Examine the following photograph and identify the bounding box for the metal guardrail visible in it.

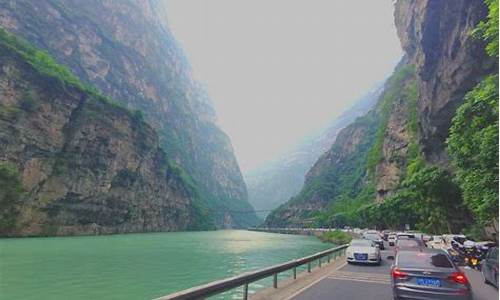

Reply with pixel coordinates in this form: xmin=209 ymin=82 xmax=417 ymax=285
xmin=154 ymin=244 xmax=348 ymax=300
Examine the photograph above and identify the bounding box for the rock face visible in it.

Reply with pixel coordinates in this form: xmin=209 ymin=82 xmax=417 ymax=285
xmin=266 ymin=0 xmax=497 ymax=226
xmin=0 ymin=0 xmax=258 ymax=227
xmin=0 ymin=35 xmax=210 ymax=236
xmin=394 ymin=0 xmax=496 ymax=164
xmin=246 ymin=87 xmax=381 ymax=218
xmin=265 ymin=110 xmax=379 ymax=226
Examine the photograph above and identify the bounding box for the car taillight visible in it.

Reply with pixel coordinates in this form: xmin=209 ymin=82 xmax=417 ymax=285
xmin=392 ymin=268 xmax=408 ymax=279
xmin=449 ymin=272 xmax=468 ymax=285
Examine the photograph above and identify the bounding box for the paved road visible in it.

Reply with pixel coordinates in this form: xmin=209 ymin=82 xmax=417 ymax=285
xmin=291 ymin=242 xmax=498 ymax=300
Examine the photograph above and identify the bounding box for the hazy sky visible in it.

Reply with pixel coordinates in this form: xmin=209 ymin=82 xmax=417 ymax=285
xmin=163 ymin=0 xmax=403 ymax=172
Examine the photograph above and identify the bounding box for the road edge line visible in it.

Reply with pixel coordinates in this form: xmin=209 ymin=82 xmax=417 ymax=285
xmin=283 ymin=261 xmax=348 ymax=300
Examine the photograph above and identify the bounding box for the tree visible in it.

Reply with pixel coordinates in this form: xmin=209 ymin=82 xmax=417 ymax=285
xmin=402 ymin=166 xmax=470 ymax=234
xmin=447 ymin=75 xmax=499 ymax=230
xmin=447 ymin=0 xmax=499 ymax=232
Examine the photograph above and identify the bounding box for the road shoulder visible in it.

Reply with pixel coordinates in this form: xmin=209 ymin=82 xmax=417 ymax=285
xmin=249 ymin=256 xmax=346 ymax=300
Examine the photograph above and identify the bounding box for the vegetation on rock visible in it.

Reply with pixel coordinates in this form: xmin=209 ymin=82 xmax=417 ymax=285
xmin=319 ymin=230 xmax=352 ymax=245
xmin=447 ymin=0 xmax=499 ymax=233
xmin=0 ymin=163 xmax=24 ymax=234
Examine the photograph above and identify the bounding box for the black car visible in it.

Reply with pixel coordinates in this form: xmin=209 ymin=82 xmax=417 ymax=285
xmin=481 ymin=246 xmax=499 ymax=288
xmin=363 ymin=232 xmax=385 ymax=250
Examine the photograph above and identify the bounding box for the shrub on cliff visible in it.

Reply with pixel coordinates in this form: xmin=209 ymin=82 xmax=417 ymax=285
xmin=0 ymin=163 xmax=23 ymax=233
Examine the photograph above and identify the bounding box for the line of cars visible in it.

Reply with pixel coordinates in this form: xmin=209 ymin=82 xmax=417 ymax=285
xmin=345 ymin=229 xmax=498 ymax=300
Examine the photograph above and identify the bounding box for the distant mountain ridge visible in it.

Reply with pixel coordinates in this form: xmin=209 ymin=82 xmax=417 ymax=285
xmin=245 ymin=85 xmax=383 ymax=218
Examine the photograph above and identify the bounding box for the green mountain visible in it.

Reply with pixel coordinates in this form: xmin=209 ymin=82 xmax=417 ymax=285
xmin=0 ymin=0 xmax=259 ymax=230
xmin=245 ymin=86 xmax=381 ymax=219
xmin=266 ymin=0 xmax=498 ymax=238
xmin=0 ymin=28 xmax=213 ymax=236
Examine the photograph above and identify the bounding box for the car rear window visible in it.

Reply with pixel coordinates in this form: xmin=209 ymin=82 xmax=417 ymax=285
xmin=397 ymin=251 xmax=453 ymax=268
xmin=351 ymin=240 xmax=372 ymax=247
xmin=397 ymin=234 xmax=415 ymax=239
xmin=363 ymin=233 xmax=379 ymax=240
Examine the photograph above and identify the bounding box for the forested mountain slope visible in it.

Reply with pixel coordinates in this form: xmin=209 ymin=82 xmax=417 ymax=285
xmin=0 ymin=29 xmax=212 ymax=236
xmin=0 ymin=0 xmax=258 ymax=228
xmin=266 ymin=0 xmax=498 ymax=237
xmin=246 ymin=87 xmax=381 ymax=218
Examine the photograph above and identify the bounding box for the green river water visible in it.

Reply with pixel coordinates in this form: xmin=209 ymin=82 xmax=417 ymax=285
xmin=0 ymin=230 xmax=332 ymax=300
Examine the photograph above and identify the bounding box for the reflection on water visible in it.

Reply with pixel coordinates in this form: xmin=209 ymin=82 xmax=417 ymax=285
xmin=0 ymin=230 xmax=331 ymax=300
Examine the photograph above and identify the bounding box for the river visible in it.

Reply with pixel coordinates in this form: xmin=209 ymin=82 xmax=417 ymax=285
xmin=0 ymin=230 xmax=332 ymax=299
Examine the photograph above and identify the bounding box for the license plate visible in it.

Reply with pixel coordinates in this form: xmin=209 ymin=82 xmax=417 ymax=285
xmin=354 ymin=253 xmax=367 ymax=260
xmin=416 ymin=278 xmax=441 ymax=287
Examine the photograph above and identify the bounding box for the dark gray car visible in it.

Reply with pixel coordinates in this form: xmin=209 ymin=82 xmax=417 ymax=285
xmin=391 ymin=249 xmax=472 ymax=300
xmin=482 ymin=246 xmax=498 ymax=288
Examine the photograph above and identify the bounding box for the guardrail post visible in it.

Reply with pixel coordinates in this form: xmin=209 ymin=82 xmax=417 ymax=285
xmin=243 ymin=283 xmax=248 ymax=300
xmin=307 ymin=262 xmax=311 ymax=273
xmin=273 ymin=273 xmax=278 ymax=288
xmin=327 ymin=254 xmax=331 ymax=263
xmin=293 ymin=267 xmax=297 ymax=279
xmin=319 ymin=257 xmax=322 ymax=268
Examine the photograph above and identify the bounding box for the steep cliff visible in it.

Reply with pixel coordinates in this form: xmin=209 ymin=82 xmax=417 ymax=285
xmin=265 ymin=65 xmax=414 ymax=227
xmin=246 ymin=87 xmax=381 ymax=218
xmin=0 ymin=0 xmax=258 ymax=227
xmin=0 ymin=29 xmax=212 ymax=236
xmin=266 ymin=0 xmax=496 ymax=228
xmin=394 ymin=0 xmax=496 ymax=164
xmin=374 ymin=0 xmax=496 ymax=199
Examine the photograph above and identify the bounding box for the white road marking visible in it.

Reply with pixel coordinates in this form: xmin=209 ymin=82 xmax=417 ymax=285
xmin=326 ymin=276 xmax=391 ymax=285
xmin=283 ymin=261 xmax=348 ymax=300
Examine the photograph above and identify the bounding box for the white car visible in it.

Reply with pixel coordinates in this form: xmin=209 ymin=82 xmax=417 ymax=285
xmin=346 ymin=239 xmax=381 ymax=265
xmin=388 ymin=233 xmax=397 ymax=246
xmin=428 ymin=235 xmax=445 ymax=249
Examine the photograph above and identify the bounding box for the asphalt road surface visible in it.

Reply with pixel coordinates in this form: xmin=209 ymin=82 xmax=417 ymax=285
xmin=291 ymin=242 xmax=498 ymax=300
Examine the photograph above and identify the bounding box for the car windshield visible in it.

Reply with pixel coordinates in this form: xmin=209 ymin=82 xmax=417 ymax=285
xmin=351 ymin=240 xmax=372 ymax=247
xmin=397 ymin=239 xmax=422 ymax=247
xmin=398 ymin=251 xmax=453 ymax=269
xmin=363 ymin=233 xmax=379 ymax=240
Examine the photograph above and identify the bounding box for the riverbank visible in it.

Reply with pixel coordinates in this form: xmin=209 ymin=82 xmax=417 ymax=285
xmin=248 ymin=228 xmax=356 ymax=245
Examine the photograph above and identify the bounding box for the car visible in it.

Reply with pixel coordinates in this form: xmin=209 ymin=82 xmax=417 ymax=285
xmin=388 ymin=233 xmax=397 ymax=246
xmin=363 ymin=231 xmax=385 ymax=250
xmin=394 ymin=238 xmax=425 ymax=257
xmin=382 ymin=230 xmax=391 ymax=241
xmin=406 ymin=231 xmax=424 ymax=240
xmin=422 ymin=235 xmax=432 ymax=243
xmin=391 ymin=249 xmax=472 ymax=300
xmin=396 ymin=233 xmax=415 ymax=243
xmin=481 ymin=246 xmax=499 ymax=288
xmin=346 ymin=239 xmax=381 ymax=265
xmin=428 ymin=235 xmax=445 ymax=249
